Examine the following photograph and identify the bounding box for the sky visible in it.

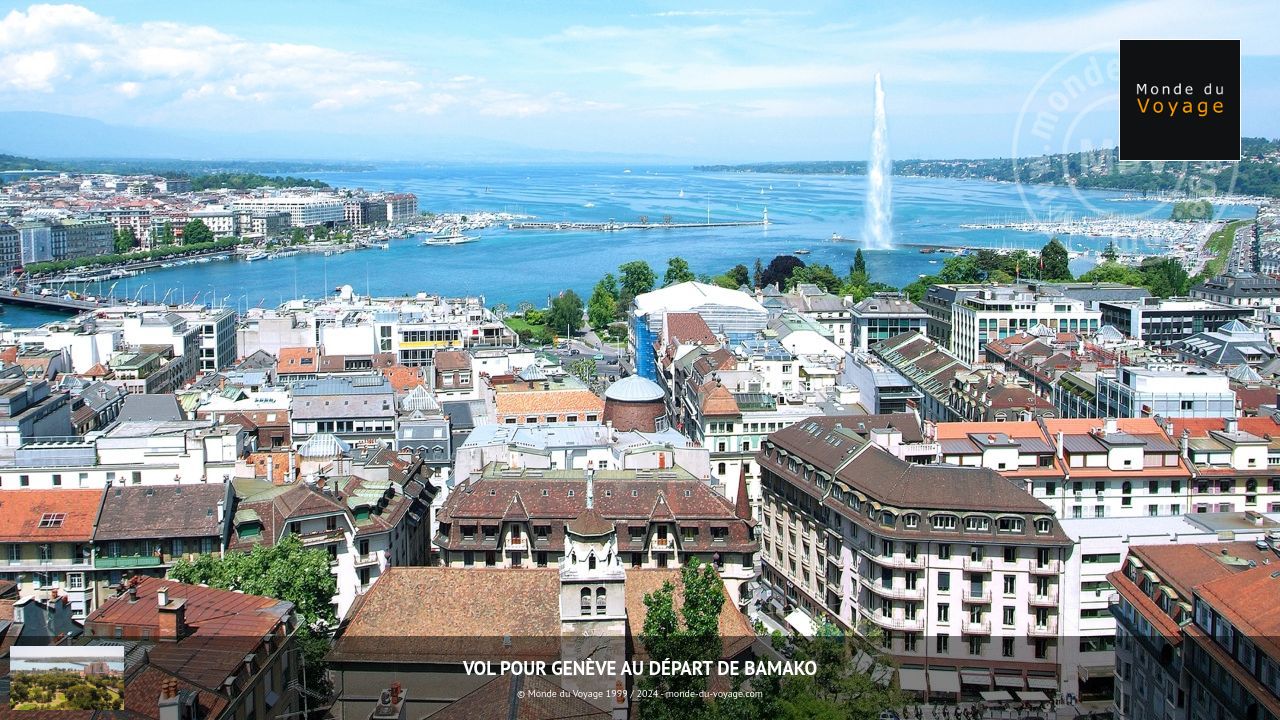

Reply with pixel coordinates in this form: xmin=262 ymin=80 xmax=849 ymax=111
xmin=0 ymin=1 xmax=1278 ymax=162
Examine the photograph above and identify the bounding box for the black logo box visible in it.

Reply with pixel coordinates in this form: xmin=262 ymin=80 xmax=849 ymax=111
xmin=1119 ymin=39 xmax=1240 ymax=162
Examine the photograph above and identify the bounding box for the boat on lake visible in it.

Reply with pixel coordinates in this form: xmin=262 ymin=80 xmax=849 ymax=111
xmin=243 ymin=250 xmax=268 ymax=262
xmin=424 ymin=229 xmax=479 ymax=246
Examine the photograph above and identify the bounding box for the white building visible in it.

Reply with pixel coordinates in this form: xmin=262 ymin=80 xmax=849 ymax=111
xmin=231 ymin=196 xmax=345 ymax=227
xmin=1094 ymin=365 xmax=1237 ymax=419
xmin=951 ymin=286 xmax=1101 ymax=364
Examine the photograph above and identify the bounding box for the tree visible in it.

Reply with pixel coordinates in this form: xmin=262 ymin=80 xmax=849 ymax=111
xmin=619 ymin=260 xmax=657 ymax=298
xmin=516 ymin=301 xmax=535 ymax=317
xmin=758 ymin=255 xmax=806 ymax=290
xmin=182 ymin=219 xmax=214 ymax=246
xmin=1102 ymin=240 xmax=1119 ymax=262
xmin=726 ymin=264 xmax=750 ymax=288
xmin=764 ymin=623 xmax=908 ymax=720
xmin=588 ymin=276 xmax=619 ymax=329
xmin=546 ymin=289 xmax=585 ymax=336
xmin=789 ymin=263 xmax=842 ymax=293
xmin=169 ymin=534 xmax=337 ymax=703
xmin=290 ymin=227 xmax=306 ymax=245
xmin=158 ymin=222 xmax=176 ymax=247
xmin=492 ymin=302 xmax=509 ymax=319
xmin=1140 ymin=257 xmax=1191 ymax=297
xmin=853 ymin=249 xmax=867 ymax=276
xmin=313 ymin=225 xmax=330 ymax=241
xmin=637 ymin=558 xmax=724 ymax=720
xmin=664 ymin=256 xmax=696 ymax=286
xmin=113 ymin=228 xmax=136 ymax=254
xmin=1039 ymin=238 xmax=1072 ymax=281
xmin=1078 ymin=261 xmax=1143 ymax=285
xmin=567 ymin=357 xmax=597 ymax=385
xmin=752 ymin=258 xmax=764 ymax=288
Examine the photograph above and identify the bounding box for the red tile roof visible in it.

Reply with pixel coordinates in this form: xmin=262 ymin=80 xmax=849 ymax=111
xmin=276 ymin=347 xmax=317 ymax=374
xmin=665 ymin=312 xmax=718 ymax=346
xmin=1169 ymin=416 xmax=1280 ymax=438
xmin=380 ymin=365 xmax=424 ymax=394
xmin=433 ymin=349 xmax=472 ymax=371
xmin=0 ymin=489 xmax=101 ymax=542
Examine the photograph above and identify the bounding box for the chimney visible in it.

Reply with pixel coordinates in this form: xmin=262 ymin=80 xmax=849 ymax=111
xmin=585 ymin=463 xmax=595 ymax=510
xmin=1055 ymin=430 xmax=1064 ymax=460
xmin=1225 ymin=417 xmax=1239 ymax=434
xmin=216 ymin=498 xmax=225 ymax=524
xmin=158 ymin=679 xmax=184 ymax=720
xmin=370 ymin=683 xmax=408 ymax=720
xmin=1103 ymin=418 xmax=1118 ymax=435
xmin=157 ymin=593 xmax=187 ymax=642
xmin=1180 ymin=429 xmax=1190 ymax=459
xmin=157 ymin=586 xmax=168 ymax=607
xmin=128 ymin=585 xmax=138 ymax=603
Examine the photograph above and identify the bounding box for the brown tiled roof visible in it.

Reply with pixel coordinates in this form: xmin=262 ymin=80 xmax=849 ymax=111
xmin=83 ymin=362 xmax=112 ymax=378
xmin=566 ymin=507 xmax=613 ymax=536
xmin=94 ymin=484 xmax=226 ymax=542
xmin=429 ymin=674 xmax=609 ymax=720
xmin=329 ymin=567 xmax=563 ymax=663
xmin=0 ymin=489 xmax=101 ymax=542
xmin=124 ymin=664 xmax=230 ymax=720
xmin=434 ymin=349 xmax=472 ymax=371
xmin=1195 ymin=564 xmax=1280 ymax=660
xmin=380 ymin=365 xmax=425 ymax=393
xmin=1170 ymin=416 xmax=1280 ymax=438
xmin=625 ymin=569 xmax=755 ymax=660
xmin=276 ymin=347 xmax=317 ymax=374
xmin=698 ymin=381 xmax=739 ymax=416
xmin=1129 ymin=542 xmax=1269 ymax=600
xmin=495 ymin=390 xmax=604 ymax=418
xmin=665 ymin=312 xmax=718 ymax=346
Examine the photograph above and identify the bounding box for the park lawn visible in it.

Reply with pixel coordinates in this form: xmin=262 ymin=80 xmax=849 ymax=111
xmin=1202 ymin=219 xmax=1252 ymax=279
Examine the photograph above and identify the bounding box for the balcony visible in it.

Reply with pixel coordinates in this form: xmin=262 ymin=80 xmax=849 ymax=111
xmin=6 ymin=558 xmax=93 ymax=570
xmin=962 ymin=619 xmax=992 ymax=634
xmin=506 ymin=536 xmax=526 ymax=550
xmin=861 ymin=548 xmax=924 ymax=569
xmin=963 ymin=588 xmax=992 ymax=603
xmin=353 ymin=552 xmax=381 ymax=567
xmin=868 ymin=613 xmax=924 ymax=631
xmin=1029 ymin=560 xmax=1062 ymax=575
xmin=95 ymin=555 xmax=164 ymax=569
xmin=864 ymin=579 xmax=925 ymax=601
xmin=651 ymin=537 xmax=675 ymax=552
xmin=1029 ymin=593 xmax=1059 ymax=607
xmin=963 ymin=557 xmax=993 ymax=571
xmin=1028 ymin=618 xmax=1059 ymax=637
xmin=299 ymin=529 xmax=346 ymax=547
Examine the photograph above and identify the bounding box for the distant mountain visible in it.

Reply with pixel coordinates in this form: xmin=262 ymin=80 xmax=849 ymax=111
xmin=697 ymin=138 xmax=1280 ymax=197
xmin=0 ymin=111 xmax=678 ymax=164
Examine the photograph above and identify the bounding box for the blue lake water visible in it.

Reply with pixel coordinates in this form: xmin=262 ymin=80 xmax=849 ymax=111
xmin=5 ymin=165 xmax=1255 ymax=327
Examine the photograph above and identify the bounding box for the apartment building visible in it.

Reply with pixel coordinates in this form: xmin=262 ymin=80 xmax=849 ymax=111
xmin=83 ymin=577 xmax=301 ymax=720
xmin=1191 ymin=270 xmax=1280 ymax=317
xmin=230 ymin=195 xmax=345 ymax=227
xmin=851 ymin=293 xmax=929 ymax=352
xmin=289 ymin=375 xmax=397 ymax=446
xmin=759 ymin=416 xmax=1073 ymax=698
xmin=1109 ymin=541 xmax=1280 ymax=720
xmin=228 ymin=447 xmax=435 ymax=618
xmin=384 ymin=193 xmax=419 ymax=223
xmin=0 ymin=222 xmax=21 ymax=272
xmin=872 ymin=331 xmax=970 ymax=422
xmin=1092 ymin=366 xmax=1238 ymax=419
xmin=773 ymin=283 xmax=855 ymax=351
xmin=433 ymin=464 xmax=759 ymax=605
xmin=1099 ymin=297 xmax=1252 ymax=346
xmin=1169 ymin=416 xmax=1280 ymax=514
xmin=0 ymin=364 xmax=74 ymax=462
xmin=0 ymin=489 xmax=100 ymax=617
xmin=950 ymin=285 xmax=1101 ymax=364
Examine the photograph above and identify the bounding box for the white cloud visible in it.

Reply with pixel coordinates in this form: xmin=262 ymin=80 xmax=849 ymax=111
xmin=115 ymin=81 xmax=140 ymax=98
xmin=0 ymin=50 xmax=60 ymax=91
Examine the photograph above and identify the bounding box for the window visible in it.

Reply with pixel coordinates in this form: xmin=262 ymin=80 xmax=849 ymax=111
xmin=485 ymin=551 xmax=496 ymax=567
xmin=51 ymin=474 xmax=61 ymax=487
xmin=19 ymin=475 xmax=29 ymax=487
xmin=1035 ymin=518 xmax=1051 ymax=534
xmin=938 ymin=543 xmax=951 ymax=560
xmin=1003 ymin=546 xmax=1017 ymax=563
xmin=1003 ymin=607 xmax=1015 ymax=626
xmin=596 ymin=588 xmax=607 ymax=615
xmin=580 ymin=588 xmax=592 ymax=616
xmin=1002 ymin=575 xmax=1016 ymax=595
xmin=996 ymin=517 xmax=1024 ymax=533
xmin=936 ymin=635 xmax=949 ymax=655
xmin=37 ymin=513 xmax=65 ymax=529
xmin=937 ymin=603 xmax=950 ymax=622
xmin=937 ymin=572 xmax=950 ymax=592
xmin=1002 ymin=637 xmax=1015 ymax=657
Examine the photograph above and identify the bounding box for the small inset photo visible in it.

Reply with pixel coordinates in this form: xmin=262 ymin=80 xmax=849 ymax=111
xmin=8 ymin=646 xmax=125 ymax=711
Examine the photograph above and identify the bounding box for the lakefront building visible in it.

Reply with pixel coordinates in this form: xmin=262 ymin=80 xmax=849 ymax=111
xmin=759 ymin=416 xmax=1075 ymax=699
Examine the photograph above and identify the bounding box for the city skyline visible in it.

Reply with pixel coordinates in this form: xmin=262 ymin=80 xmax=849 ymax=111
xmin=1 ymin=1 xmax=1279 ymax=162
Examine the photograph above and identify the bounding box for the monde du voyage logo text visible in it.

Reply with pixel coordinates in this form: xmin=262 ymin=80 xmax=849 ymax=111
xmin=1120 ymin=40 xmax=1240 ymax=162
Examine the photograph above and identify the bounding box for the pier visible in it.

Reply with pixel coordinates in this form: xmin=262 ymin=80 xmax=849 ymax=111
xmin=508 ymin=213 xmax=769 ymax=233
xmin=0 ymin=289 xmax=105 ymax=313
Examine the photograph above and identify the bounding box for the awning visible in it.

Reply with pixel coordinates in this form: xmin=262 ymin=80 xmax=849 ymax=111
xmin=898 ymin=667 xmax=928 ymax=692
xmin=928 ymin=668 xmax=961 ymax=694
xmin=1026 ymin=677 xmax=1059 ymax=690
xmin=960 ymin=670 xmax=990 ymax=685
xmin=980 ymin=690 xmax=1013 ymax=702
xmin=1017 ymin=690 xmax=1050 ymax=702
xmin=1078 ymin=664 xmax=1115 ymax=681
xmin=785 ymin=609 xmax=816 ymax=638
xmin=994 ymin=674 xmax=1023 ymax=688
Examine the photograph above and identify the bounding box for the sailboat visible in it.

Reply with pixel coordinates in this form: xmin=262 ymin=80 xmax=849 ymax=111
xmin=679 ymin=189 xmax=685 ymax=198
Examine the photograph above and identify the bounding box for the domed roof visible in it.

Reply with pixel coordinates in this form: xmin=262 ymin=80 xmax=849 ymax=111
xmin=604 ymin=375 xmax=664 ymax=403
xmin=298 ymin=433 xmax=351 ymax=459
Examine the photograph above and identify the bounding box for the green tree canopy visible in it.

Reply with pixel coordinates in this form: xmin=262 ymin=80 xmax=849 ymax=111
xmin=1039 ymin=238 xmax=1072 ymax=280
xmin=725 ymin=263 xmax=750 ymax=288
xmin=789 ymin=262 xmax=842 ymax=293
xmin=759 ymin=255 xmax=806 ymax=290
xmin=619 ymin=260 xmax=657 ymax=298
xmin=588 ymin=275 xmax=620 ymax=329
xmin=637 ymin=559 xmax=725 ymax=720
xmin=113 ymin=228 xmax=136 ymax=255
xmin=546 ymin=289 xmax=585 ymax=336
xmin=181 ymin=219 xmax=214 ymax=246
xmin=664 ymin=257 xmax=696 ymax=286
xmin=853 ymin=249 xmax=867 ymax=276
